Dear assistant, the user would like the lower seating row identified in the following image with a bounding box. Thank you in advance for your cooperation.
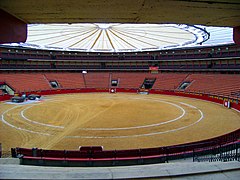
[12,129,240,160]
[0,72,239,97]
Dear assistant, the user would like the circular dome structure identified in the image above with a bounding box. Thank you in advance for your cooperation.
[21,23,209,52]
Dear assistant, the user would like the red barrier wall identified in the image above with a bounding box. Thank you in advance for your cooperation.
[0,95,12,101]
[16,130,240,166]
[150,89,224,104]
[1,87,240,112]
[1,88,239,111]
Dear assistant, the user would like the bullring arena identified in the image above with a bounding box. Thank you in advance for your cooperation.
[1,93,239,151]
[1,0,240,179]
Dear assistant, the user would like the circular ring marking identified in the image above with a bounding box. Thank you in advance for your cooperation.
[20,98,106,129]
[0,95,204,138]
[65,107,204,139]
[20,96,185,130]
[21,104,64,129]
[78,98,186,130]
[1,105,51,136]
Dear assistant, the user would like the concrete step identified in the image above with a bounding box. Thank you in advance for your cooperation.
[0,158,239,179]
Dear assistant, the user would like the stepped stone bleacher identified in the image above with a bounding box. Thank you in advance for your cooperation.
[111,72,153,88]
[84,72,110,88]
[152,73,188,90]
[0,73,50,92]
[0,72,239,98]
[44,73,85,89]
[185,74,240,97]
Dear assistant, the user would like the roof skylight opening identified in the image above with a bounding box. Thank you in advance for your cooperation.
[96,23,112,30]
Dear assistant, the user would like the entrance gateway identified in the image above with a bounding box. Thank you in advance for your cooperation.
[109,78,156,94]
[138,78,156,94]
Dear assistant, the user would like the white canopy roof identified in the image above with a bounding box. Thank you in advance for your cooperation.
[3,23,233,52]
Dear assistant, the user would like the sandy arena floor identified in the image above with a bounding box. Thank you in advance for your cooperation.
[0,93,239,151]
